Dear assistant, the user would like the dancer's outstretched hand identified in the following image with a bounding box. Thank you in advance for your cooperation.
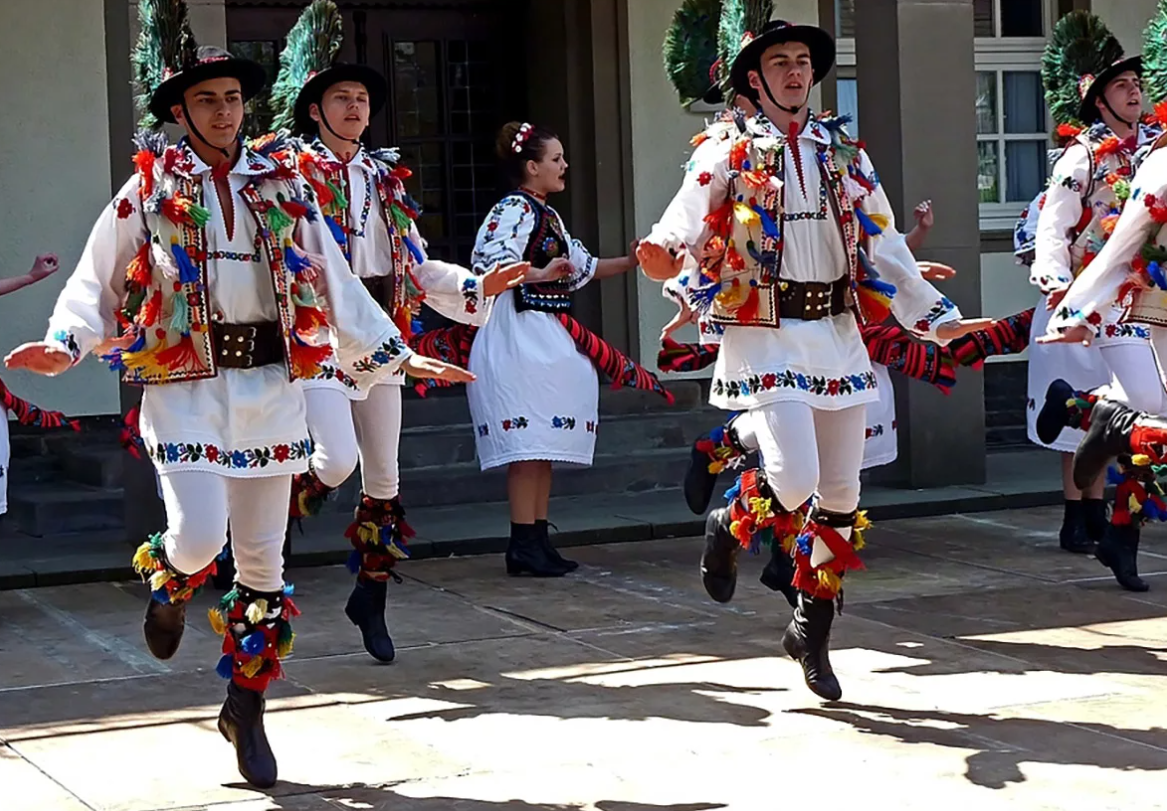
[1036,325,1094,346]
[1045,288,1069,311]
[28,254,59,282]
[660,297,697,341]
[93,333,139,357]
[935,318,995,341]
[917,261,955,281]
[637,241,685,282]
[402,354,476,383]
[482,261,530,297]
[5,342,72,376]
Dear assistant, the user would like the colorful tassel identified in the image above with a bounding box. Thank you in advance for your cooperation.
[402,235,424,265]
[283,243,312,275]
[154,333,204,372]
[170,240,200,285]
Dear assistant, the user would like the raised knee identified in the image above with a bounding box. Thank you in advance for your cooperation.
[763,467,818,512]
[164,529,226,574]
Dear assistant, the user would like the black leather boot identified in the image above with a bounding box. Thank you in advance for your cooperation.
[782,591,842,701]
[684,418,748,515]
[1059,500,1095,554]
[1072,400,1167,490]
[1083,498,1107,544]
[1036,379,1076,445]
[345,579,396,662]
[700,507,739,603]
[1096,522,1150,592]
[536,519,578,571]
[759,542,797,608]
[506,523,569,577]
[218,681,278,788]
[143,599,186,660]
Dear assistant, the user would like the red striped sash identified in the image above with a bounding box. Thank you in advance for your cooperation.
[0,377,79,431]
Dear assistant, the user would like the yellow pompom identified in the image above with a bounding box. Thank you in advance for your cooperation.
[149,570,171,593]
[241,656,265,679]
[733,202,760,228]
[854,511,872,532]
[1132,454,1152,467]
[131,542,155,576]
[852,531,866,552]
[867,212,890,231]
[277,632,296,660]
[748,497,774,521]
[245,599,269,625]
[1129,494,1142,513]
[817,569,842,595]
[708,460,727,475]
[208,608,226,636]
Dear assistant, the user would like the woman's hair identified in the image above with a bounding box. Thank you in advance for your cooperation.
[495,121,559,185]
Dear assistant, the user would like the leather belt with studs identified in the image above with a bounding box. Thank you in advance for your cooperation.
[776,278,849,321]
[211,321,285,369]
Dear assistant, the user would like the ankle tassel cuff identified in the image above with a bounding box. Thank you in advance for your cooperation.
[696,417,748,476]
[289,464,334,519]
[1108,463,1167,526]
[792,512,870,600]
[1065,391,1099,431]
[344,494,415,581]
[209,584,300,693]
[724,469,806,554]
[132,533,217,605]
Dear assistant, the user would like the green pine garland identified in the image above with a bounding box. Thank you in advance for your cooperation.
[132,0,198,130]
[1144,0,1167,106]
[270,0,344,133]
[717,0,773,97]
[1042,10,1126,127]
[663,0,722,106]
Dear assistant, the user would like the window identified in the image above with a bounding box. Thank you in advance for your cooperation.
[836,0,1054,231]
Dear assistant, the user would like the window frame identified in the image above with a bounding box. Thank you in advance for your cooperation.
[836,0,1056,232]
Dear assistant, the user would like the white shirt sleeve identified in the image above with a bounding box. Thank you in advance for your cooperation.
[644,136,733,254]
[1031,143,1091,294]
[410,223,492,326]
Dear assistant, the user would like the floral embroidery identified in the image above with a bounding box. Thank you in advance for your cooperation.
[1104,323,1152,339]
[865,424,884,439]
[462,277,479,314]
[586,421,597,433]
[53,330,81,365]
[312,364,359,390]
[712,369,878,400]
[551,416,576,430]
[697,171,713,186]
[116,198,134,219]
[477,423,489,437]
[152,437,312,469]
[502,417,529,431]
[352,336,408,375]
[913,297,955,334]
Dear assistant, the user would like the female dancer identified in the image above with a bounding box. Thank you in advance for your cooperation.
[467,122,657,576]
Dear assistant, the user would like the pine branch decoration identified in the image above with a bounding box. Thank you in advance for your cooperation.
[1042,10,1125,127]
[270,0,344,133]
[717,0,773,93]
[132,0,198,130]
[1144,0,1167,106]
[664,0,722,106]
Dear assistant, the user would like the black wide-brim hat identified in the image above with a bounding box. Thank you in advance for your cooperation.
[729,20,835,99]
[1077,55,1143,122]
[293,63,388,135]
[150,46,267,125]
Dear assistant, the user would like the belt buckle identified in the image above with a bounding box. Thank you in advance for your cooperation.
[233,326,258,368]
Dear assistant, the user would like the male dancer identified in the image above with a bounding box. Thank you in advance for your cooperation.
[1027,11,1159,555]
[638,5,988,700]
[5,0,467,787]
[1036,5,1167,593]
[245,0,527,663]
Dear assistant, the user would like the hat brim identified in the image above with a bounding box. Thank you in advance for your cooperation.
[729,24,835,99]
[150,57,268,125]
[293,64,388,136]
[1078,55,1142,123]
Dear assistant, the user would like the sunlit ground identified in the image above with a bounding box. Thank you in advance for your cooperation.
[2,506,1166,811]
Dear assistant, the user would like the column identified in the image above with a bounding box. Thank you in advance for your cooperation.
[854,0,986,487]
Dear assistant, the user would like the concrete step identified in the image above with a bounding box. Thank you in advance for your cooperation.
[397,406,722,470]
[57,445,126,489]
[4,455,60,485]
[5,482,124,537]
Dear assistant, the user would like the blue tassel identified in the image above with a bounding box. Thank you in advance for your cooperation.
[746,241,764,264]
[102,350,126,372]
[284,245,312,275]
[1107,466,1124,486]
[241,631,266,656]
[709,426,725,444]
[688,282,722,314]
[171,242,200,284]
[151,588,171,604]
[217,545,230,561]
[795,531,813,557]
[820,114,853,132]
[724,477,743,505]
[215,654,234,680]
[411,318,424,335]
[855,208,883,236]
[860,277,898,298]
[346,549,362,574]
[127,330,146,353]
[403,235,424,264]
[751,206,780,240]
[283,583,295,597]
[325,217,348,250]
[1144,499,1167,521]
[1149,261,1167,291]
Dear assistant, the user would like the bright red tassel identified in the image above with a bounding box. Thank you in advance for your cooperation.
[154,333,204,372]
[736,284,759,324]
[126,243,151,288]
[134,150,156,198]
[704,202,734,238]
[294,304,328,334]
[290,340,333,379]
[140,289,163,327]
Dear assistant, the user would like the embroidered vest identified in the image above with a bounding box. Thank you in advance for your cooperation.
[513,191,574,315]
[115,138,330,386]
[296,141,425,337]
[698,115,873,330]
[1063,125,1141,278]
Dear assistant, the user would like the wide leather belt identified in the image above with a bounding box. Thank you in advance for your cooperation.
[211,321,284,369]
[777,278,849,321]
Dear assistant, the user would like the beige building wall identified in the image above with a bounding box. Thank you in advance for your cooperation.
[0,0,118,416]
[628,0,819,373]
[1093,0,1158,55]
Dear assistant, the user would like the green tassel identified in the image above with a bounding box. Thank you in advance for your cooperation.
[188,203,211,229]
[219,587,240,613]
[266,205,294,235]
[325,180,348,211]
[169,289,191,334]
[834,141,859,165]
[389,203,412,233]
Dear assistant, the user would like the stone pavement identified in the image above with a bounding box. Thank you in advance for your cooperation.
[2,505,1167,811]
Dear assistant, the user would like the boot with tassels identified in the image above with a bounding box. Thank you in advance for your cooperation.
[343,494,413,661]
[210,583,299,788]
[1035,379,1097,446]
[1095,462,1165,592]
[781,508,868,701]
[289,463,335,520]
[1073,399,1167,489]
[131,533,218,660]
[685,415,751,515]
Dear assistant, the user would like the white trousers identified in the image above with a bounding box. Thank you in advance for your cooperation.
[304,385,403,500]
[160,471,291,592]
[1100,340,1167,416]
